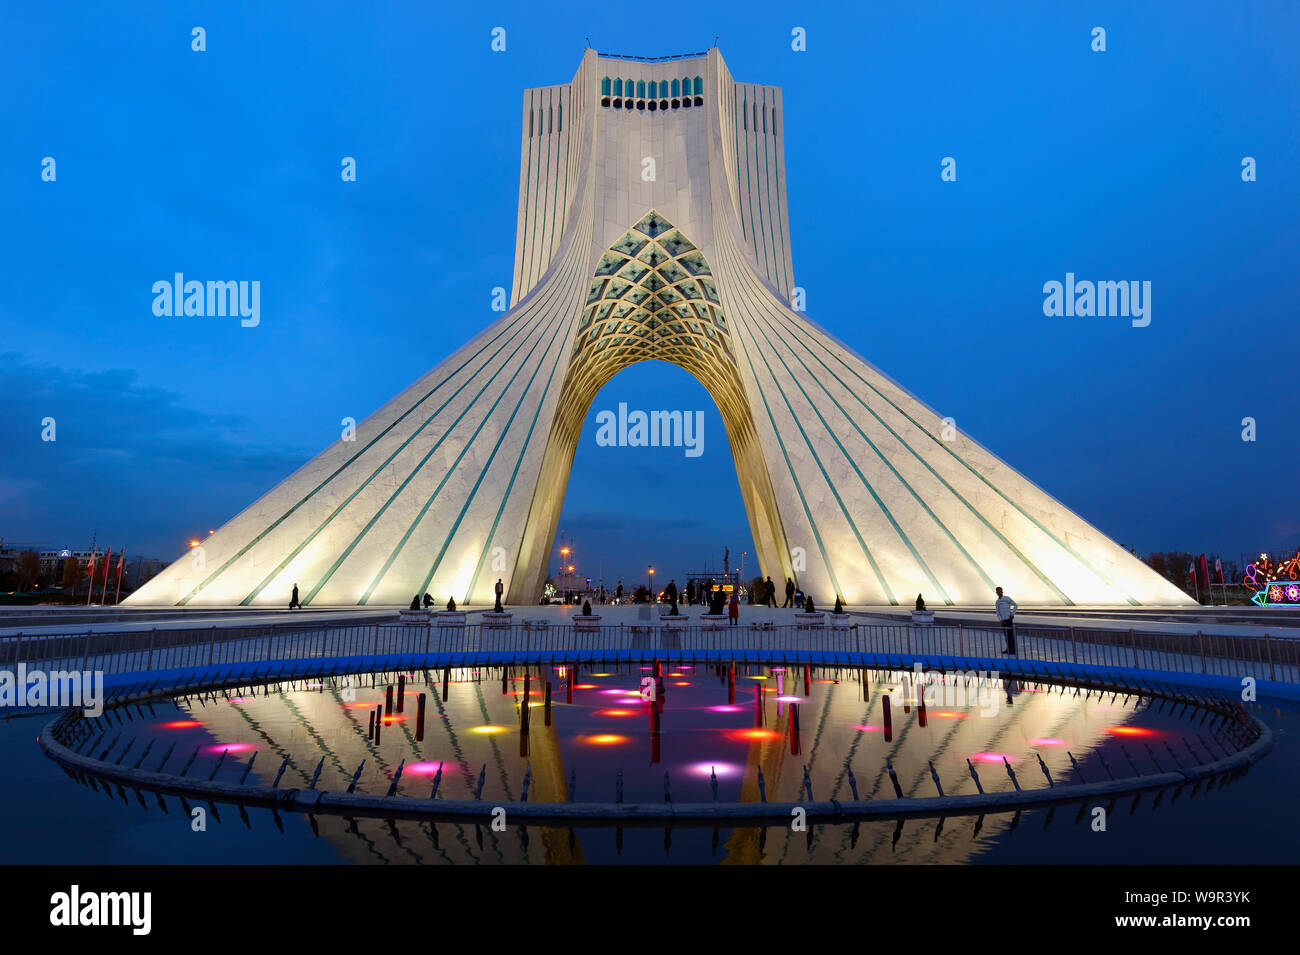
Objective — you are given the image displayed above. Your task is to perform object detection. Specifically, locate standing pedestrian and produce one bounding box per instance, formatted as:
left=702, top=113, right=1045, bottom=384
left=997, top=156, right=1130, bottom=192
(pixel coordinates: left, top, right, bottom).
left=783, top=577, right=795, bottom=608
left=995, top=586, right=1018, bottom=654
left=494, top=577, right=505, bottom=612
left=764, top=576, right=776, bottom=607
left=289, top=584, right=301, bottom=610
left=728, top=590, right=740, bottom=626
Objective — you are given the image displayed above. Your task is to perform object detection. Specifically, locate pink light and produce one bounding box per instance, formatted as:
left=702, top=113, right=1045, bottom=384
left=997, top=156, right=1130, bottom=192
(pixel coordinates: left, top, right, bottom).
left=202, top=742, right=256, bottom=755
left=686, top=761, right=743, bottom=778
left=161, top=720, right=201, bottom=729
left=854, top=724, right=882, bottom=732
left=406, top=762, right=443, bottom=776
left=770, top=668, right=787, bottom=672
left=1030, top=737, right=1067, bottom=746
left=776, top=695, right=801, bottom=703
left=227, top=697, right=253, bottom=703
left=971, top=752, right=1015, bottom=764
left=600, top=689, right=629, bottom=696
left=708, top=705, right=744, bottom=714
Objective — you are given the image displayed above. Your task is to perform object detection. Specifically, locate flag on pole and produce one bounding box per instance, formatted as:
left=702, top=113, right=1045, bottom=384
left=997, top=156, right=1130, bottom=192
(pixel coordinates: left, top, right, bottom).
left=87, top=551, right=96, bottom=579
left=1215, top=555, right=1224, bottom=583
left=116, top=549, right=125, bottom=579
left=1199, top=553, right=1210, bottom=588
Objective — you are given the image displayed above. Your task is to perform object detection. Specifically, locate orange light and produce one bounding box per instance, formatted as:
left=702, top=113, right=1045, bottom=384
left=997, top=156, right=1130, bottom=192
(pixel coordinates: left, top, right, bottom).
left=727, top=728, right=781, bottom=743
left=673, top=681, right=691, bottom=686
left=583, top=734, right=628, bottom=746
left=188, top=539, right=201, bottom=548
left=1107, top=726, right=1156, bottom=737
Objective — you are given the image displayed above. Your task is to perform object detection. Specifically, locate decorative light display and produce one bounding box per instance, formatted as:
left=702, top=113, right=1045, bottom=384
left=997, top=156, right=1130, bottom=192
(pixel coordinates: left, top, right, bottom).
left=1243, top=550, right=1300, bottom=605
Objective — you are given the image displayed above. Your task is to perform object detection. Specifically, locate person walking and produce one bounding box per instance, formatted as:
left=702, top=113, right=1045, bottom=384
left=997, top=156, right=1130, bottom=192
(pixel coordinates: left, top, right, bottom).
left=783, top=577, right=795, bottom=608
left=289, top=584, right=301, bottom=610
left=728, top=590, right=740, bottom=626
left=764, top=576, right=777, bottom=607
left=995, top=586, right=1018, bottom=654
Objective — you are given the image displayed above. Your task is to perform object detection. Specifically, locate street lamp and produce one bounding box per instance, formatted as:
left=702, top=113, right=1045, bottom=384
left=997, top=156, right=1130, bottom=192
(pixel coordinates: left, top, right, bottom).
left=648, top=566, right=655, bottom=602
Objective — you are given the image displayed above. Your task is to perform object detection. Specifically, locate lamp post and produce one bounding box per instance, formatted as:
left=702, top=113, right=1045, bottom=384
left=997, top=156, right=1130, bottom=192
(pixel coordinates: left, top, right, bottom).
left=648, top=566, right=655, bottom=603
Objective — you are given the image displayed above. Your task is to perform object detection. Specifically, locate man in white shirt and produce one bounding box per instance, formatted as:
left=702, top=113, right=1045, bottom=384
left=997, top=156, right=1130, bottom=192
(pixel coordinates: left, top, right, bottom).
left=994, top=587, right=1018, bottom=654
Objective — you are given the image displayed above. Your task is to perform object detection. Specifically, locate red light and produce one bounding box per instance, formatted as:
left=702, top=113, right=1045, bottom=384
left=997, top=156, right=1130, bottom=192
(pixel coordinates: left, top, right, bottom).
left=1107, top=726, right=1157, bottom=737
left=162, top=720, right=201, bottom=729
left=726, top=728, right=782, bottom=743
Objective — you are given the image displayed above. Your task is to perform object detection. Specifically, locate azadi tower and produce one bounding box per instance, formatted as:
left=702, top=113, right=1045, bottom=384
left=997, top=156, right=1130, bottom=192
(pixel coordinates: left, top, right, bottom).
left=130, top=48, right=1193, bottom=609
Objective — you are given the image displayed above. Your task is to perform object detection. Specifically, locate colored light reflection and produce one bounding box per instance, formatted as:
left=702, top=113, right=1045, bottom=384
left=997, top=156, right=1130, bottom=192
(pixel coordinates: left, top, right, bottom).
left=202, top=742, right=255, bottom=755
left=726, top=728, right=781, bottom=743
left=673, top=681, right=692, bottom=686
left=619, top=697, right=644, bottom=705
left=930, top=711, right=969, bottom=720
left=686, top=761, right=743, bottom=777
left=1030, top=737, right=1067, bottom=746
left=668, top=672, right=686, bottom=678
left=775, top=695, right=801, bottom=703
left=470, top=725, right=508, bottom=735
left=600, top=689, right=629, bottom=695
left=854, top=724, right=882, bottom=732
left=595, top=708, right=636, bottom=718
left=381, top=715, right=406, bottom=724
left=746, top=676, right=768, bottom=680
left=708, top=705, right=744, bottom=714
left=971, top=752, right=1015, bottom=763
left=406, top=761, right=443, bottom=775
left=572, top=684, right=598, bottom=690
left=342, top=702, right=374, bottom=710
left=591, top=673, right=612, bottom=677
left=227, top=697, right=253, bottom=703
left=162, top=720, right=201, bottom=729
left=1108, top=726, right=1157, bottom=737
left=582, top=734, right=628, bottom=746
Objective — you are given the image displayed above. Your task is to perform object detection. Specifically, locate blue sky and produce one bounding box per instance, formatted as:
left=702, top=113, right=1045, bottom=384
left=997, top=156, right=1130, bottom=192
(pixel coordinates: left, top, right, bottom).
left=1, top=1, right=1297, bottom=586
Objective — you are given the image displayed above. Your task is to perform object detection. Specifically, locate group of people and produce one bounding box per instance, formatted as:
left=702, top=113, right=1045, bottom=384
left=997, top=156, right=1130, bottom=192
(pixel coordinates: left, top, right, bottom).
left=289, top=575, right=1020, bottom=651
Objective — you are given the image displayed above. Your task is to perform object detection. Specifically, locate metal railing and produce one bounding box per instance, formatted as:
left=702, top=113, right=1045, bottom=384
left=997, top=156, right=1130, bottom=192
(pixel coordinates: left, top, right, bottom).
left=4, top=618, right=1297, bottom=683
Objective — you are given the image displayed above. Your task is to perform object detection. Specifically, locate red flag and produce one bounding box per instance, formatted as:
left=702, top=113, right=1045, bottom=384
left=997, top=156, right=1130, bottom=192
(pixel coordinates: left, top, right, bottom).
left=1214, top=555, right=1224, bottom=583
left=87, top=551, right=96, bottom=579
left=116, top=549, right=125, bottom=579
left=102, top=547, right=111, bottom=583
left=1199, top=553, right=1210, bottom=588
